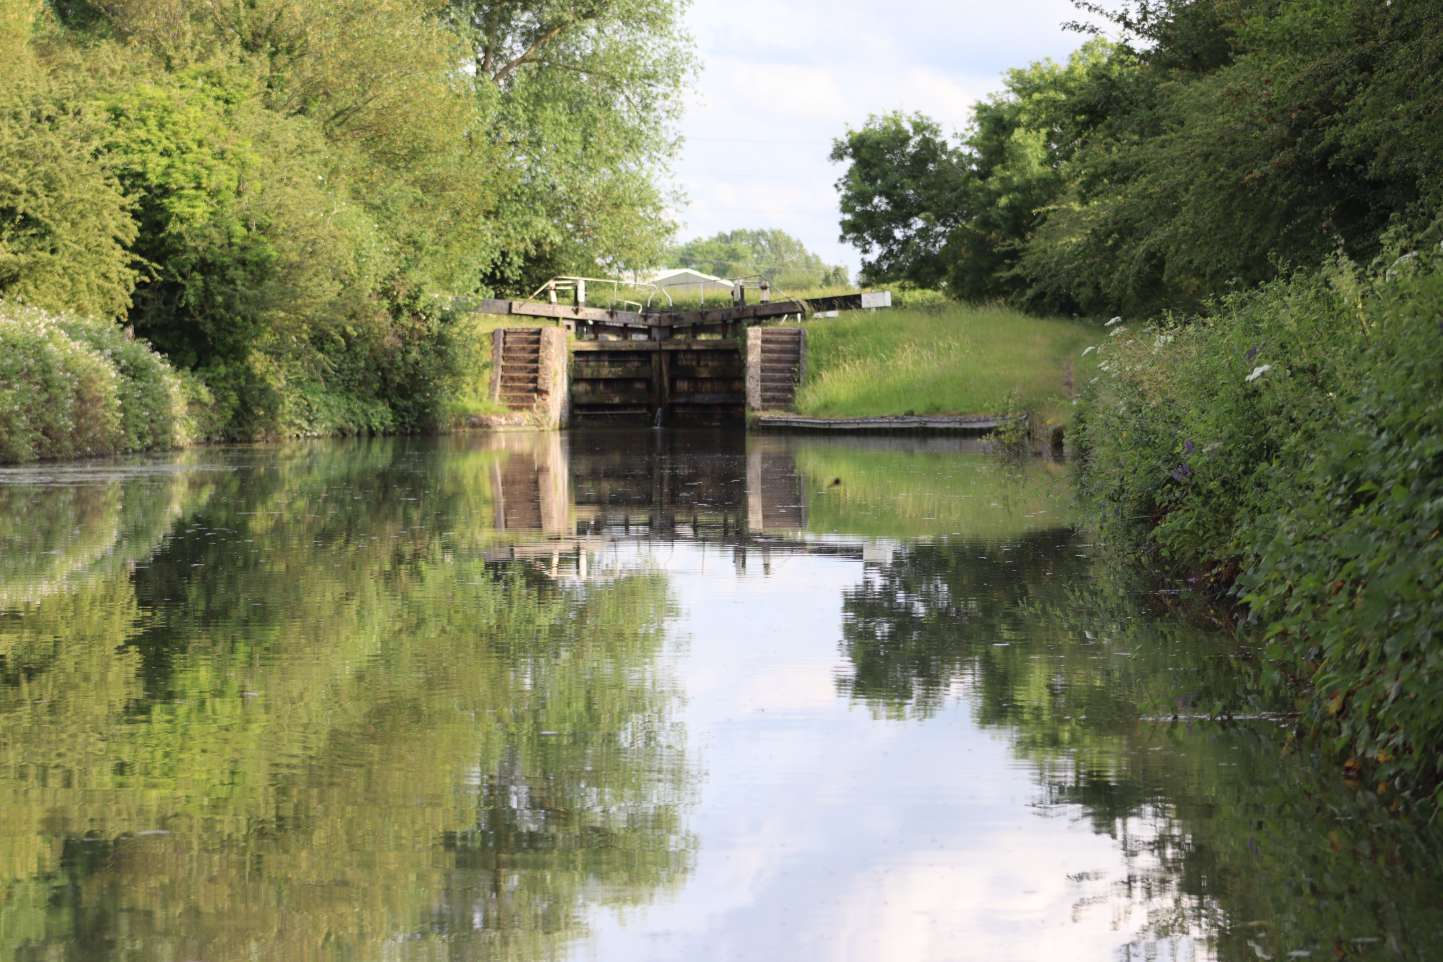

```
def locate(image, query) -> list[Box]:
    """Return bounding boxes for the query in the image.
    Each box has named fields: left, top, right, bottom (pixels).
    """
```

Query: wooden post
left=651, top=349, right=670, bottom=416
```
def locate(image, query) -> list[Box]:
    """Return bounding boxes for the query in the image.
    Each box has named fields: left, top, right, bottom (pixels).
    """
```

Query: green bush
left=0, top=304, right=123, bottom=462
left=1076, top=252, right=1443, bottom=808
left=55, top=313, right=188, bottom=451
left=1237, top=260, right=1443, bottom=808
left=0, top=303, right=189, bottom=463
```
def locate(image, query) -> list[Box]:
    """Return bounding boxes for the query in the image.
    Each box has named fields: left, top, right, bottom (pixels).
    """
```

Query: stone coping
left=751, top=413, right=1018, bottom=433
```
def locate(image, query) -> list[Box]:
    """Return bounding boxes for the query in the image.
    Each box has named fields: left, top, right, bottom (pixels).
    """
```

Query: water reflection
left=2, top=432, right=1442, bottom=962
left=834, top=527, right=1443, bottom=959
left=0, top=441, right=692, bottom=961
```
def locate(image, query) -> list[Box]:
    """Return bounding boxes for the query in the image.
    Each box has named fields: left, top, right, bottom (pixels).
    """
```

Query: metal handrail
left=528, top=276, right=674, bottom=311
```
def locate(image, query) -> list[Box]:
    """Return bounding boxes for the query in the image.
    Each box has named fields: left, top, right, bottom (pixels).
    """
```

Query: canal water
left=1, top=429, right=1440, bottom=961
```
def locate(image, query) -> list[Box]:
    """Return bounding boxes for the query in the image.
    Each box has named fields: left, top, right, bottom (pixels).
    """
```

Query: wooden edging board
left=751, top=414, right=1018, bottom=434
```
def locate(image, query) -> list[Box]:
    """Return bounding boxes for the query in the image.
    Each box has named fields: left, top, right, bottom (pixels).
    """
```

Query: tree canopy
left=668, top=228, right=849, bottom=289
left=0, top=0, right=693, bottom=440
left=833, top=0, right=1443, bottom=316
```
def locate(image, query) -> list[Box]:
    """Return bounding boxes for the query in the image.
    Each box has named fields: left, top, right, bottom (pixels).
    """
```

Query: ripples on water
left=0, top=430, right=1439, bottom=962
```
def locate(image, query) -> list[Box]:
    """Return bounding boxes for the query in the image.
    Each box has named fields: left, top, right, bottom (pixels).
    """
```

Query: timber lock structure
left=476, top=281, right=893, bottom=426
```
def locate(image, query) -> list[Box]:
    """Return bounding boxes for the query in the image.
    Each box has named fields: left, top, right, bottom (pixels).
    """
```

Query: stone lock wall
left=746, top=327, right=807, bottom=412
left=489, top=327, right=569, bottom=429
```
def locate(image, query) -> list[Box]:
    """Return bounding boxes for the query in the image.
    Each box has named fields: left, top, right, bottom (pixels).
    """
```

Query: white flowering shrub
left=0, top=303, right=186, bottom=462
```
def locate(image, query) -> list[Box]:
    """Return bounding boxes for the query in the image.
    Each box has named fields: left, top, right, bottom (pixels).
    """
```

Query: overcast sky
left=670, top=0, right=1101, bottom=277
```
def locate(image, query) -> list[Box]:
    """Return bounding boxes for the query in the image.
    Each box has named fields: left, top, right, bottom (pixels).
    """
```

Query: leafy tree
left=833, top=0, right=1443, bottom=316
left=9, top=0, right=695, bottom=441
left=448, top=0, right=696, bottom=290
left=669, top=228, right=849, bottom=289
left=831, top=112, right=967, bottom=292
left=0, top=2, right=136, bottom=318
left=831, top=46, right=1110, bottom=301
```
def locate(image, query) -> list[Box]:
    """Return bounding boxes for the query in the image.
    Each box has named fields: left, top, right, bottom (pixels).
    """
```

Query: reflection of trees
left=0, top=472, right=204, bottom=611
left=839, top=533, right=1443, bottom=960
left=0, top=439, right=692, bottom=962
left=838, top=529, right=1087, bottom=718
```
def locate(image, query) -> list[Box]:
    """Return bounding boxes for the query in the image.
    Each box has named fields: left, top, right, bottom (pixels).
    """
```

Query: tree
left=834, top=0, right=1443, bottom=316
left=831, top=112, right=967, bottom=292
left=831, top=43, right=1115, bottom=303
left=669, top=228, right=849, bottom=289
left=0, top=2, right=136, bottom=319
left=448, top=0, right=696, bottom=290
left=5, top=0, right=697, bottom=441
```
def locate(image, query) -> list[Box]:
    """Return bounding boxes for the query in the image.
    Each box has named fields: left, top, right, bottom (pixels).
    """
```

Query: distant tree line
left=832, top=0, right=1443, bottom=317
left=0, top=0, right=693, bottom=441
left=668, top=229, right=849, bottom=291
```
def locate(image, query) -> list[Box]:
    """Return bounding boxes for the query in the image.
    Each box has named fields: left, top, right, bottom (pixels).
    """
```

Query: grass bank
left=795, top=304, right=1099, bottom=424
left=1076, top=252, right=1443, bottom=812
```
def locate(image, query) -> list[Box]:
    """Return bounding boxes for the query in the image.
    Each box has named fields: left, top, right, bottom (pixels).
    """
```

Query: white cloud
left=670, top=0, right=1101, bottom=273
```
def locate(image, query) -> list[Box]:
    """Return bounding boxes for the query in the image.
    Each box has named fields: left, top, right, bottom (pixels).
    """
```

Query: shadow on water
left=1, top=430, right=1441, bottom=960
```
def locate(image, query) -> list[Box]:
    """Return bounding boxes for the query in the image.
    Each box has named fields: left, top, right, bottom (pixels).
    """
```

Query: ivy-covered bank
left=1075, top=252, right=1443, bottom=812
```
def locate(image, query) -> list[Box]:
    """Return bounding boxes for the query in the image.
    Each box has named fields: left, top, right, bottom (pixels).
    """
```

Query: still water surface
left=1, top=430, right=1441, bottom=961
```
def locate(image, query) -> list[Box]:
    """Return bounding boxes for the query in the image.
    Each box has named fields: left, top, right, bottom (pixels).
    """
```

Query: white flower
left=1080, top=345, right=1097, bottom=357
left=1108, top=326, right=1126, bottom=337
left=1105, top=316, right=1123, bottom=327
left=1246, top=364, right=1272, bottom=383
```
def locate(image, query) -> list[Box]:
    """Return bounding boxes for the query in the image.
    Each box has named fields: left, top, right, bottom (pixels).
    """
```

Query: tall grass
left=795, top=303, right=1100, bottom=421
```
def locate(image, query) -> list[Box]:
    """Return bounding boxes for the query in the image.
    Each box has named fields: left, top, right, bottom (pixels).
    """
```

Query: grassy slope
left=795, top=304, right=1100, bottom=423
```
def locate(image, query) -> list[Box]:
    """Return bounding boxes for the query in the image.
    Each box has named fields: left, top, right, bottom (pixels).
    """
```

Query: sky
left=669, top=0, right=1100, bottom=278
left=570, top=542, right=1202, bottom=962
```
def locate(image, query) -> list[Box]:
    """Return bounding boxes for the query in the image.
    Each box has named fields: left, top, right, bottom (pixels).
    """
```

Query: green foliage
left=0, top=75, right=137, bottom=319
left=669, top=228, right=849, bottom=290
left=1237, top=259, right=1443, bottom=809
left=834, top=0, right=1443, bottom=317
left=0, top=302, right=122, bottom=462
left=831, top=43, right=1114, bottom=301
left=831, top=112, right=967, bottom=292
left=1076, top=252, right=1443, bottom=809
left=0, top=302, right=188, bottom=462
left=0, top=0, right=691, bottom=442
left=450, top=0, right=696, bottom=290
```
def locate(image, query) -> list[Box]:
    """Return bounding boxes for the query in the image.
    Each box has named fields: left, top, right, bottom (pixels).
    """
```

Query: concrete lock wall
left=538, top=327, right=569, bottom=429
left=489, top=327, right=569, bottom=429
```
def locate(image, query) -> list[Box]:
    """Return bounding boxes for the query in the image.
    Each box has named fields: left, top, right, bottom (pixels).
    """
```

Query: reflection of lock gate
left=477, top=432, right=928, bottom=582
